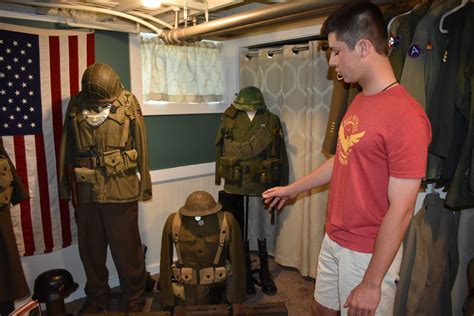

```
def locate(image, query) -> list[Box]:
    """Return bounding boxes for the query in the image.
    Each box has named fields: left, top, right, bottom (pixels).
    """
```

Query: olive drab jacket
left=0, top=137, right=30, bottom=301
left=58, top=90, right=152, bottom=204
left=215, top=105, right=289, bottom=195
left=159, top=211, right=246, bottom=307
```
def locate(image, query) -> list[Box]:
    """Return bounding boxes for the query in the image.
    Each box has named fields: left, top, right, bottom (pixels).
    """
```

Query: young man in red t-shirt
left=262, top=1, right=431, bottom=316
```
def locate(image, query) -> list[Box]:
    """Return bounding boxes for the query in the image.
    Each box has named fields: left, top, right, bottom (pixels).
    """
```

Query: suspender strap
left=172, top=213, right=184, bottom=265
left=213, top=212, right=229, bottom=266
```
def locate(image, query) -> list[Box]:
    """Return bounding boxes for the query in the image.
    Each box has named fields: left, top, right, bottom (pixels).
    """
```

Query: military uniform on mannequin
left=215, top=86, right=288, bottom=195
left=0, top=138, right=30, bottom=316
left=215, top=86, right=289, bottom=295
left=159, top=191, right=246, bottom=308
left=58, top=63, right=152, bottom=313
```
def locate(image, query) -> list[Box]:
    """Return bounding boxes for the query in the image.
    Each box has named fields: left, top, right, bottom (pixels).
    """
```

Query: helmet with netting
left=233, top=86, right=266, bottom=111
left=81, top=63, right=123, bottom=104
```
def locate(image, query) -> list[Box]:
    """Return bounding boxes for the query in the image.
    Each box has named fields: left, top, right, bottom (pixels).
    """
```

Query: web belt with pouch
left=74, top=148, right=138, bottom=183
left=0, top=156, right=14, bottom=206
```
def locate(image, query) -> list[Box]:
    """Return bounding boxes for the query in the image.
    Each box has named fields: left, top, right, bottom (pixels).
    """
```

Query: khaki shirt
left=58, top=90, right=152, bottom=204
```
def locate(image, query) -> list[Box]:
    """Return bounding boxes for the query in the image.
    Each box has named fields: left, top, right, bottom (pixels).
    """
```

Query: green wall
left=94, top=31, right=131, bottom=90
left=1, top=18, right=220, bottom=170
left=145, top=114, right=221, bottom=170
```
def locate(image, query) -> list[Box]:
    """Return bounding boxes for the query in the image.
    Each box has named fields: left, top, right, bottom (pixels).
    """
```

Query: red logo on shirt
left=337, top=115, right=366, bottom=165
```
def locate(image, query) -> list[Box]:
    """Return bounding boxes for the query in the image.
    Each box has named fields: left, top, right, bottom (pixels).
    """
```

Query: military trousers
left=75, top=202, right=146, bottom=310
left=0, top=205, right=29, bottom=302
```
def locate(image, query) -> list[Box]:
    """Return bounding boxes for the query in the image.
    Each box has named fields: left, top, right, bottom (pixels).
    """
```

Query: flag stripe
left=68, top=36, right=79, bottom=95
left=87, top=33, right=94, bottom=66
left=13, top=136, right=35, bottom=255
left=34, top=133, right=53, bottom=252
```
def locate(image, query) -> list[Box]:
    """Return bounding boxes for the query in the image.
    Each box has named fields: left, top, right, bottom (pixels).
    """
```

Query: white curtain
left=240, top=42, right=333, bottom=277
left=141, top=37, right=224, bottom=103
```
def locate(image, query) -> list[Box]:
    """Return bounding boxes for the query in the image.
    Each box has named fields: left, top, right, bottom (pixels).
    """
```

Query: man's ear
left=358, top=39, right=371, bottom=58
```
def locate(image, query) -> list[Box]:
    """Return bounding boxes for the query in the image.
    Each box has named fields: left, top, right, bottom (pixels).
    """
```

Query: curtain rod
left=245, top=42, right=328, bottom=59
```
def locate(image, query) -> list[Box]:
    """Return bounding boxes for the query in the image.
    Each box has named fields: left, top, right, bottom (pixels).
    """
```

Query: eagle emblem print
left=337, top=115, right=365, bottom=165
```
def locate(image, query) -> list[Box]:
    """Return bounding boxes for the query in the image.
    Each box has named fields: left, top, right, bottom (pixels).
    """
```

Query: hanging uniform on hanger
left=322, top=69, right=360, bottom=156
left=387, top=3, right=431, bottom=81
left=427, top=3, right=474, bottom=192
left=400, top=0, right=459, bottom=109
left=215, top=86, right=289, bottom=196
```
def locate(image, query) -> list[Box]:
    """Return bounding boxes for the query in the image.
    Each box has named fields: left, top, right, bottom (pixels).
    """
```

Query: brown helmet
left=179, top=191, right=222, bottom=217
left=81, top=63, right=123, bottom=104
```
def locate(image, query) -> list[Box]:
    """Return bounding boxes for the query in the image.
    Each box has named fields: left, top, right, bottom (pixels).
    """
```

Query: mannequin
left=215, top=86, right=289, bottom=295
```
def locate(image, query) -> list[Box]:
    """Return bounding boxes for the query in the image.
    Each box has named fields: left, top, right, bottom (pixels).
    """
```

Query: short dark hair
left=321, top=0, right=388, bottom=55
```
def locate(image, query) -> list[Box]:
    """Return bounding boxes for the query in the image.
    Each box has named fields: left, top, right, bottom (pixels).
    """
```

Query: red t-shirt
left=326, top=85, right=432, bottom=253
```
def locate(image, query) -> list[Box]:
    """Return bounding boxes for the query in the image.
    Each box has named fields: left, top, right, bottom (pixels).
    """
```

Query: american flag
left=0, top=23, right=94, bottom=256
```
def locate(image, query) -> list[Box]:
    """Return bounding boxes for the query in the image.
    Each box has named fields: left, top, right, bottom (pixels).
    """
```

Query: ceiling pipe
left=202, top=5, right=339, bottom=38
left=159, top=0, right=349, bottom=44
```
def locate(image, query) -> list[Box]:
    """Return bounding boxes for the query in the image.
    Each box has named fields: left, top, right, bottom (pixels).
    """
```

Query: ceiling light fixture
left=142, top=0, right=161, bottom=9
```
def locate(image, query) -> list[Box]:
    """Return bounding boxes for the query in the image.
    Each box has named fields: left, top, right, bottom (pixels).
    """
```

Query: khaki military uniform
left=0, top=138, right=29, bottom=302
left=215, top=105, right=288, bottom=195
left=58, top=89, right=152, bottom=310
left=160, top=211, right=246, bottom=307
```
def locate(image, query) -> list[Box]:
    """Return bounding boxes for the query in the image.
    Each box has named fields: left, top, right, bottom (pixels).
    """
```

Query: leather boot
left=257, top=238, right=277, bottom=295
left=244, top=240, right=256, bottom=295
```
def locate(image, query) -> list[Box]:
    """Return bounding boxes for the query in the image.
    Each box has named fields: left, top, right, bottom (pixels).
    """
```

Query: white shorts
left=314, top=234, right=402, bottom=316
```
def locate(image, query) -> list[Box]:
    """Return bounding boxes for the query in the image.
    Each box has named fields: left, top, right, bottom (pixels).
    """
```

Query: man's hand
left=261, top=186, right=296, bottom=210
left=343, top=281, right=381, bottom=316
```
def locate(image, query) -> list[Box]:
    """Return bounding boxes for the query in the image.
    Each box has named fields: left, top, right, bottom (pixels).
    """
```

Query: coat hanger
left=387, top=3, right=420, bottom=33
left=439, top=0, right=469, bottom=34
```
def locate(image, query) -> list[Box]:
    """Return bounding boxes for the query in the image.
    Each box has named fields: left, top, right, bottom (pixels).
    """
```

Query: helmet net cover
left=81, top=63, right=123, bottom=103
left=233, top=86, right=266, bottom=111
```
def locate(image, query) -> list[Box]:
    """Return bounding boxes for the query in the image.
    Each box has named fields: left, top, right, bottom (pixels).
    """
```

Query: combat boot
left=257, top=238, right=277, bottom=295
left=244, top=240, right=257, bottom=295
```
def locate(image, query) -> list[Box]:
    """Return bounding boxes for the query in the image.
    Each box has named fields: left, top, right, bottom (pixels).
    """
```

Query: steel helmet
left=81, top=63, right=123, bottom=104
left=233, top=86, right=266, bottom=111
left=179, top=191, right=222, bottom=217
left=32, top=269, right=79, bottom=303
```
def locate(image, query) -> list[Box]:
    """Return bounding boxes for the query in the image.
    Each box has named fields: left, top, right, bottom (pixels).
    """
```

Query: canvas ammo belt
left=171, top=212, right=230, bottom=285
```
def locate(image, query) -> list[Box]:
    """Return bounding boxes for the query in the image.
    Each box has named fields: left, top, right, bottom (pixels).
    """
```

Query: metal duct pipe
left=159, top=1, right=349, bottom=44
left=202, top=5, right=339, bottom=38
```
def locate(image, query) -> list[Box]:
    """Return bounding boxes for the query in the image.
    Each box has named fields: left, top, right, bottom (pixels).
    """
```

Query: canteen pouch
left=180, top=267, right=196, bottom=284
left=219, top=156, right=240, bottom=182
left=0, top=158, right=14, bottom=206
left=103, top=149, right=125, bottom=176
left=260, top=158, right=281, bottom=184
left=214, top=266, right=227, bottom=283
left=74, top=167, right=97, bottom=183
left=172, top=282, right=185, bottom=300
left=0, top=157, right=13, bottom=188
left=123, top=149, right=138, bottom=171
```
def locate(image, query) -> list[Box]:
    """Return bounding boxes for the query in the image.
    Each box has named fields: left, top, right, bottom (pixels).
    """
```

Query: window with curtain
left=141, top=35, right=224, bottom=103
